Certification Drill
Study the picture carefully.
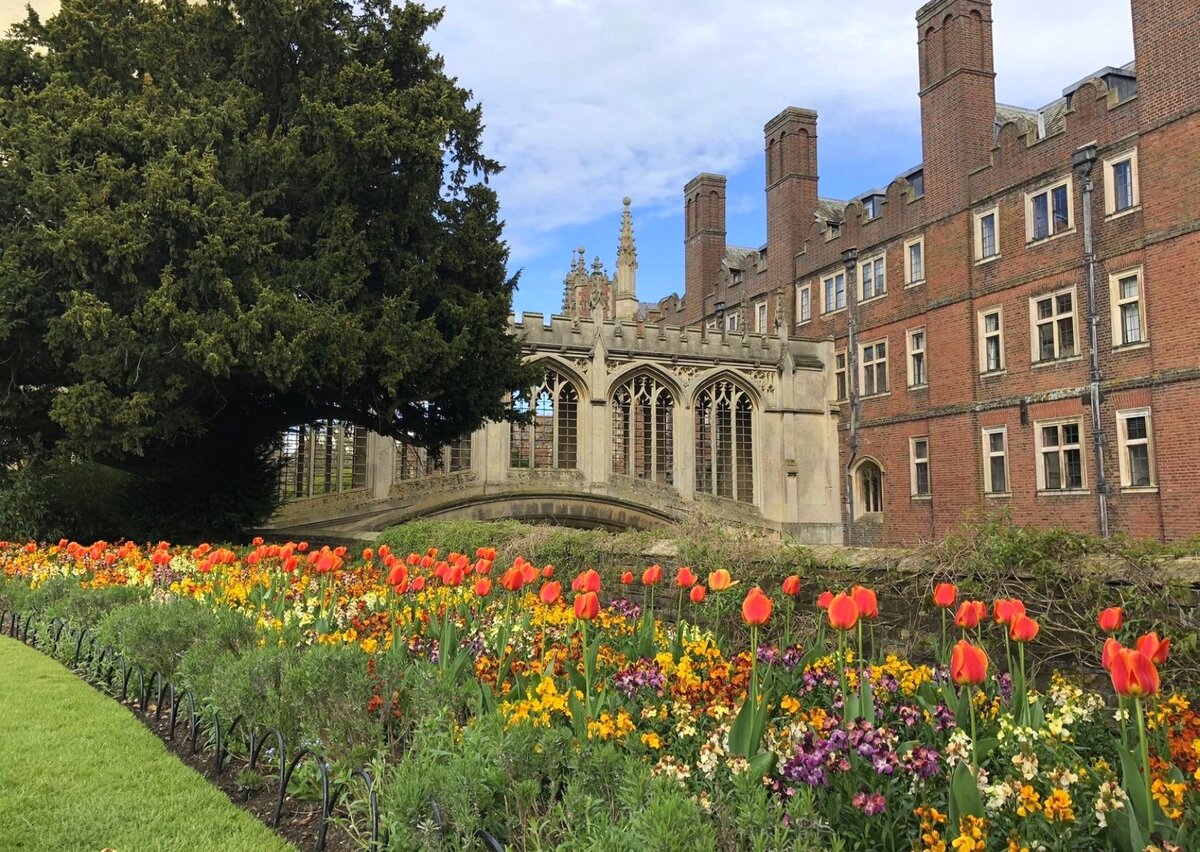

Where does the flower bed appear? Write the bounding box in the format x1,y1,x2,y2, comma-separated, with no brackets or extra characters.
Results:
1,538,1197,850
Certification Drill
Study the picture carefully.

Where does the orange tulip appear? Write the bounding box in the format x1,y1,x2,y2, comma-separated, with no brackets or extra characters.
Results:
521,563,539,585
1102,637,1123,672
1009,613,1039,643
410,575,426,592
572,569,601,594
707,569,733,591
1097,606,1123,634
950,640,989,686
827,592,859,631
1135,631,1170,665
933,583,957,608
444,564,465,587
954,600,986,630
386,564,408,588
816,590,834,610
993,598,1026,626
620,571,634,585
741,586,773,626
690,585,706,603
474,577,492,597
675,566,698,588
362,548,374,562
540,581,562,605
781,575,802,597
642,564,663,586
1109,647,1160,698
851,585,879,620
541,565,555,578
574,591,600,621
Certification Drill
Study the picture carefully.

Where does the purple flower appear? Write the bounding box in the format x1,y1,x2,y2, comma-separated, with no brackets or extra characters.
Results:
903,745,942,780
852,789,887,816
612,659,665,699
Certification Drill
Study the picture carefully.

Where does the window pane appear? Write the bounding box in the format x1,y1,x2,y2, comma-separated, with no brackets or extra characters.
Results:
914,439,928,460
1063,423,1080,445
1114,161,1133,210
1042,426,1060,447
1051,185,1069,232
1056,292,1073,314
910,243,922,280
986,338,1001,371
1125,416,1147,441
985,313,999,333
1044,453,1062,490
1058,317,1075,355
913,353,925,385
1119,276,1139,301
989,432,1005,453
990,456,1007,493
1065,449,1082,488
1033,194,1049,239
1039,324,1056,360
1129,445,1150,486
916,464,929,495
1122,303,1142,344
1037,298,1053,320
981,214,996,256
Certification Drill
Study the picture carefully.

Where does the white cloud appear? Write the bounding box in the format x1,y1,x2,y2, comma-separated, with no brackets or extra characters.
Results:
429,0,1134,265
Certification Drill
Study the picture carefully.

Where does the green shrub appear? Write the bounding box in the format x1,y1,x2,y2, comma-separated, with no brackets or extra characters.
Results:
203,644,297,741
283,644,382,763
175,608,260,701
376,519,533,558
93,598,212,679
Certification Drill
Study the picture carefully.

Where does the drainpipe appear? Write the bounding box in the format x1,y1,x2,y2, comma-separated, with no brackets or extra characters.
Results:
842,247,860,545
1072,144,1110,539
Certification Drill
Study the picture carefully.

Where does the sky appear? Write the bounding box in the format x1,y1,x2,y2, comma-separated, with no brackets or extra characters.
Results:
1,1,1135,317
424,0,1136,317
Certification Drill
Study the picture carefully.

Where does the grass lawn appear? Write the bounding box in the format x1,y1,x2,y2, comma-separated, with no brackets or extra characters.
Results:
0,637,293,851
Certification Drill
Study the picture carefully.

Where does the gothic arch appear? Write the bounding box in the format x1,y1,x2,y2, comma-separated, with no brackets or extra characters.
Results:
610,370,678,486
607,362,683,402
694,376,756,504
511,362,583,471
852,456,885,516
689,368,763,409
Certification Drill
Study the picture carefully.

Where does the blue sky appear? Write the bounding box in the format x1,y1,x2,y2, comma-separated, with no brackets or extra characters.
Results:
428,1,1135,317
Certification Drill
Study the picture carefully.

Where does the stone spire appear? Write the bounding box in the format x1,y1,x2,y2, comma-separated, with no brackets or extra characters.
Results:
614,196,639,321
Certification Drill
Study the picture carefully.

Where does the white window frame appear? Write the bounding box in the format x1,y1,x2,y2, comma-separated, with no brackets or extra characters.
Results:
1030,287,1079,364
1109,267,1148,349
859,338,889,398
1034,418,1087,493
834,349,847,402
1116,408,1156,490
1025,175,1075,244
796,283,812,325
904,236,925,286
982,426,1009,496
977,307,1005,373
910,436,931,498
974,207,999,263
755,300,768,333
860,252,887,301
1104,148,1140,217
823,272,846,314
906,327,927,388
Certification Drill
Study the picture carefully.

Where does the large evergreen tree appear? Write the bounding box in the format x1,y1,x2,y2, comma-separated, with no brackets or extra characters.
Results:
0,0,532,538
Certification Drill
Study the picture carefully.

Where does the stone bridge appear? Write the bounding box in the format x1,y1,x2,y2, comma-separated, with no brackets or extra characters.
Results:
264,311,843,543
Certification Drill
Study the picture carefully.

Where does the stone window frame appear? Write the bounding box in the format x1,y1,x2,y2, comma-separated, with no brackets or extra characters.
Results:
859,337,890,398
1109,266,1148,350
982,426,1010,496
977,306,1006,374
834,349,847,402
823,271,847,314
694,378,756,505
906,326,927,389
853,457,884,517
795,282,812,326
974,206,1000,263
1116,407,1157,492
1029,286,1079,365
611,372,677,487
1025,174,1076,245
755,299,768,333
910,436,931,499
510,368,580,471
1034,417,1087,494
904,235,925,287
1104,148,1140,219
860,251,887,302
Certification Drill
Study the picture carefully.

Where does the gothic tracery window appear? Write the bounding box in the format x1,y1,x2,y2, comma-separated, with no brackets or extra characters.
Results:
695,379,754,503
276,420,368,500
611,374,675,485
856,460,884,515
393,435,473,483
511,369,579,470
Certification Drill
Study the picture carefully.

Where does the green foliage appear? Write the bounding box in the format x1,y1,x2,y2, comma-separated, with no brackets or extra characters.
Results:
376,519,533,559
173,606,260,701
201,644,298,744
282,644,382,764
0,0,534,539
93,597,213,678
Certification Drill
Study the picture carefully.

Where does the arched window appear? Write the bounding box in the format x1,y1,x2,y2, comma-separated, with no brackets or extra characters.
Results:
695,379,754,503
856,460,884,515
511,370,579,470
612,374,675,485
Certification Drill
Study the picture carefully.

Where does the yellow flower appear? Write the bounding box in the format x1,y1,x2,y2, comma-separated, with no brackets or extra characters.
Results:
780,695,800,715
1042,788,1074,822
951,815,987,852
1016,785,1041,818
641,731,663,750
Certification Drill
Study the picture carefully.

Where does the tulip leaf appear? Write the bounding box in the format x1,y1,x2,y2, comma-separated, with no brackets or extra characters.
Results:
950,762,985,820
859,676,875,726
728,693,755,758
974,737,1000,762
1106,808,1140,852
1118,748,1149,828
747,750,777,780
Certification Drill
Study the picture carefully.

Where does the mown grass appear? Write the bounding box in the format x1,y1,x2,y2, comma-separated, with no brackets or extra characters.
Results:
0,637,293,852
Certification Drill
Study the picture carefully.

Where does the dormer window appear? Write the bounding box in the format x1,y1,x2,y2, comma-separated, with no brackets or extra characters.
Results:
908,170,924,198
731,269,743,286
862,196,881,220
827,222,841,238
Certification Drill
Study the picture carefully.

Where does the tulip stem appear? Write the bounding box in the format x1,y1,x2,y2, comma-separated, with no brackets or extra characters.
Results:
939,609,947,666
749,624,759,714
968,686,978,770
581,621,593,722
837,630,848,729
1135,696,1153,836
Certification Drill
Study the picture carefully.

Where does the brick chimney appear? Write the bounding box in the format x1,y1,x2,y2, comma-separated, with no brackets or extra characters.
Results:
916,0,996,217
684,173,727,325
765,108,819,298
1131,0,1200,126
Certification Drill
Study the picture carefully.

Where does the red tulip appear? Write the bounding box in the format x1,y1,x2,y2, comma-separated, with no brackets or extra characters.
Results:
675,566,698,588
574,591,600,621
1009,613,1039,643
474,578,492,597
315,552,338,574
362,548,374,562
690,585,706,603
1102,637,1123,672
932,583,957,608
1097,606,1123,634
444,564,465,587
816,590,834,610
1135,631,1170,665
950,640,989,686
642,564,663,586
573,569,601,594
410,575,426,592
1110,647,1160,698
541,565,555,578
620,571,634,585
741,586,773,626
781,575,802,597
386,564,407,588
500,566,524,592
707,569,733,591
851,585,879,620
521,563,539,585
827,592,859,631
297,541,309,553
540,581,562,605
954,600,986,630
993,598,1025,626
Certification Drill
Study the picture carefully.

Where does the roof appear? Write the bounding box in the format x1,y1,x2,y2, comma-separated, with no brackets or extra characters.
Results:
724,246,760,269
816,197,847,223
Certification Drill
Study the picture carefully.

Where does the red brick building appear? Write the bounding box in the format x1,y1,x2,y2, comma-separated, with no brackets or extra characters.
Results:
651,0,1200,545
